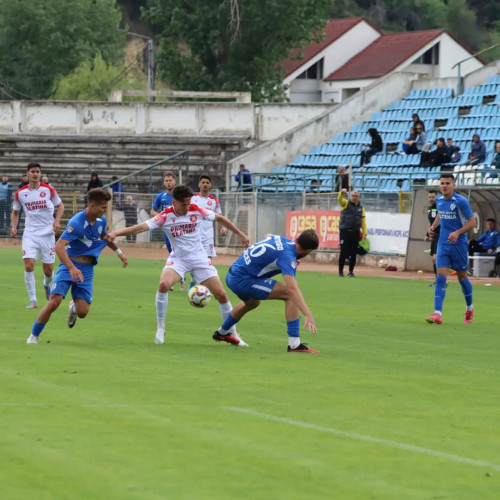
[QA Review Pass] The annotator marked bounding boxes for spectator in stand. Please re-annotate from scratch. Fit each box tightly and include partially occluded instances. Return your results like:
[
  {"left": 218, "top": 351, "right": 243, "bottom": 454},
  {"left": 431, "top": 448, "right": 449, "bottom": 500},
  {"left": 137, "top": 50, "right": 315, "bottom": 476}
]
[
  {"left": 235, "top": 164, "right": 252, "bottom": 191},
  {"left": 464, "top": 133, "right": 486, "bottom": 166},
  {"left": 0, "top": 175, "right": 12, "bottom": 235},
  {"left": 412, "top": 113, "right": 425, "bottom": 132},
  {"left": 421, "top": 138, "right": 450, "bottom": 167},
  {"left": 402, "top": 126, "right": 416, "bottom": 154},
  {"left": 488, "top": 142, "right": 500, "bottom": 178},
  {"left": 447, "top": 138, "right": 461, "bottom": 163},
  {"left": 123, "top": 195, "right": 138, "bottom": 242},
  {"left": 405, "top": 124, "right": 427, "bottom": 154},
  {"left": 468, "top": 218, "right": 500, "bottom": 256},
  {"left": 42, "top": 175, "right": 50, "bottom": 185},
  {"left": 335, "top": 166, "right": 350, "bottom": 192},
  {"left": 19, "top": 174, "right": 29, "bottom": 188},
  {"left": 110, "top": 176, "right": 124, "bottom": 209},
  {"left": 360, "top": 128, "right": 383, "bottom": 167},
  {"left": 87, "top": 172, "right": 103, "bottom": 192}
]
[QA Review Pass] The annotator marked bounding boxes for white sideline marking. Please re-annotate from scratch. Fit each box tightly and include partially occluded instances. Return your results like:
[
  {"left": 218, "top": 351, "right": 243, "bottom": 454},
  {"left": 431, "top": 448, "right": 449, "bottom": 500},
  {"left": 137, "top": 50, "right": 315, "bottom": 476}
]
[
  {"left": 220, "top": 406, "right": 500, "bottom": 472},
  {"left": 2, "top": 402, "right": 499, "bottom": 471}
]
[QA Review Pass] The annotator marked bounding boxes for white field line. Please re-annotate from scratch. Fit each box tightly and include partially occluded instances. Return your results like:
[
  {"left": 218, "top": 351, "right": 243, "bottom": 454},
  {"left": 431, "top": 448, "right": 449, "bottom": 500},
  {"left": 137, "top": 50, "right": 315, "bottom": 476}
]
[{"left": 2, "top": 402, "right": 499, "bottom": 471}]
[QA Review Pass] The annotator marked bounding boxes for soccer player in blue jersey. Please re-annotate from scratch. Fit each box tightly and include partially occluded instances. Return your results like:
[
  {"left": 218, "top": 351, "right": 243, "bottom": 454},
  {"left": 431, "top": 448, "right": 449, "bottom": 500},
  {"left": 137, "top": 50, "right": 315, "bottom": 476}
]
[
  {"left": 426, "top": 173, "right": 476, "bottom": 325},
  {"left": 212, "top": 229, "right": 320, "bottom": 352},
  {"left": 26, "top": 189, "right": 128, "bottom": 344}
]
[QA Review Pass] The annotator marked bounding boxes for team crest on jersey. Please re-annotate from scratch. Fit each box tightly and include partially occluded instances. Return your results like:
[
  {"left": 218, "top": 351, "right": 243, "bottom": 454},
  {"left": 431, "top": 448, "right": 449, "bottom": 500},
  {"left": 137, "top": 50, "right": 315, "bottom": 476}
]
[
  {"left": 67, "top": 226, "right": 74, "bottom": 233},
  {"left": 450, "top": 204, "right": 456, "bottom": 211},
  {"left": 207, "top": 200, "right": 212, "bottom": 206},
  {"left": 190, "top": 215, "right": 197, "bottom": 222},
  {"left": 40, "top": 191, "right": 46, "bottom": 198}
]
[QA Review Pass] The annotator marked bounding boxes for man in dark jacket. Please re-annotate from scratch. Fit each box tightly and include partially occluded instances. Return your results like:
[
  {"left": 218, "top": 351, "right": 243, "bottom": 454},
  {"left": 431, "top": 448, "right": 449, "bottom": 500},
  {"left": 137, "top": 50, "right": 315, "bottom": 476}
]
[
  {"left": 465, "top": 133, "right": 486, "bottom": 166},
  {"left": 337, "top": 189, "right": 367, "bottom": 277}
]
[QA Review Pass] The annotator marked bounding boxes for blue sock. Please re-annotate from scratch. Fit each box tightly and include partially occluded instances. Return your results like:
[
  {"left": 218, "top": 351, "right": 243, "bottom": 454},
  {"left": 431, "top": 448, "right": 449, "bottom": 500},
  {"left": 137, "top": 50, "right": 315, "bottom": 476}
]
[
  {"left": 287, "top": 318, "right": 300, "bottom": 338},
  {"left": 31, "top": 320, "right": 46, "bottom": 338},
  {"left": 221, "top": 313, "right": 239, "bottom": 332},
  {"left": 434, "top": 274, "right": 447, "bottom": 312},
  {"left": 459, "top": 278, "right": 473, "bottom": 307}
]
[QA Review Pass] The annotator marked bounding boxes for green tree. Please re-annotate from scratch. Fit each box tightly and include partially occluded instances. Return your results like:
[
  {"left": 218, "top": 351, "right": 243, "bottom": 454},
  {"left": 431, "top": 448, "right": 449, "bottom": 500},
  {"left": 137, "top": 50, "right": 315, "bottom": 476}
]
[
  {"left": 0, "top": 0, "right": 124, "bottom": 99},
  {"left": 144, "top": 0, "right": 331, "bottom": 102},
  {"left": 52, "top": 54, "right": 126, "bottom": 101}
]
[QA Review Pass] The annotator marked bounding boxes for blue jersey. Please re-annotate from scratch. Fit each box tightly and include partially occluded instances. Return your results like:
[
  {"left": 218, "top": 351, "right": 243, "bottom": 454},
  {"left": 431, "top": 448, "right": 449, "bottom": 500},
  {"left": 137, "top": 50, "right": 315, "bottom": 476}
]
[
  {"left": 60, "top": 210, "right": 109, "bottom": 265},
  {"left": 231, "top": 235, "right": 298, "bottom": 278},
  {"left": 152, "top": 191, "right": 173, "bottom": 212},
  {"left": 436, "top": 192, "right": 474, "bottom": 245}
]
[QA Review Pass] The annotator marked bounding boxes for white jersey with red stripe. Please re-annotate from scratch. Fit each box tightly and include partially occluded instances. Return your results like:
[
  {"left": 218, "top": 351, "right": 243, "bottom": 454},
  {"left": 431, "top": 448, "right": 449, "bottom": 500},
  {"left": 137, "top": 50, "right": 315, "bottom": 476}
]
[
  {"left": 13, "top": 183, "right": 62, "bottom": 237},
  {"left": 190, "top": 193, "right": 222, "bottom": 245},
  {"left": 145, "top": 204, "right": 216, "bottom": 257}
]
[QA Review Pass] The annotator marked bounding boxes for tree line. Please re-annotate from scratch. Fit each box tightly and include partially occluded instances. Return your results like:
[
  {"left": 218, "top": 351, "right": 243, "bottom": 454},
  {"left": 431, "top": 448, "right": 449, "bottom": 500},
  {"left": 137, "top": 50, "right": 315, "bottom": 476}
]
[{"left": 0, "top": 0, "right": 497, "bottom": 103}]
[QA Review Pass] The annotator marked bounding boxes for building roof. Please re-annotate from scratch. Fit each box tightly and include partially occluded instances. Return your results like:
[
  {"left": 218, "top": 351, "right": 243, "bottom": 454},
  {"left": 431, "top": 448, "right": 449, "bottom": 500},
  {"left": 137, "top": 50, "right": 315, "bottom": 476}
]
[
  {"left": 324, "top": 29, "right": 446, "bottom": 81},
  {"left": 281, "top": 17, "right": 378, "bottom": 78}
]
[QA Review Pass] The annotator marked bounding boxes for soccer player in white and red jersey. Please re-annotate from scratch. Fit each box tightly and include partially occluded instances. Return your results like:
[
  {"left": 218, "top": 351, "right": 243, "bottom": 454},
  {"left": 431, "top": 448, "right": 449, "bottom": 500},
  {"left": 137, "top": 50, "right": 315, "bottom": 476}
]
[
  {"left": 10, "top": 163, "right": 64, "bottom": 308},
  {"left": 108, "top": 184, "right": 250, "bottom": 346}
]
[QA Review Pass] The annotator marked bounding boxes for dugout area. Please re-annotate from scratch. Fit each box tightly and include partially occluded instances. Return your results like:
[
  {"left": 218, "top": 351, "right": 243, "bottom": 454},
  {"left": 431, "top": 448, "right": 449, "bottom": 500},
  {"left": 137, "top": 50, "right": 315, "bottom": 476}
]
[{"left": 405, "top": 187, "right": 500, "bottom": 272}]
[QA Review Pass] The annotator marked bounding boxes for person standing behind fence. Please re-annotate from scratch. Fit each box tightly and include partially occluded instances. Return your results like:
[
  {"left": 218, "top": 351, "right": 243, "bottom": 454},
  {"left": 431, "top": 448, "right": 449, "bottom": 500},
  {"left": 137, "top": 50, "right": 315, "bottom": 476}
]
[
  {"left": 335, "top": 166, "right": 350, "bottom": 192},
  {"left": 338, "top": 189, "right": 367, "bottom": 277},
  {"left": 235, "top": 164, "right": 252, "bottom": 191},
  {"left": 123, "top": 195, "right": 138, "bottom": 242},
  {"left": 0, "top": 175, "right": 12, "bottom": 236}
]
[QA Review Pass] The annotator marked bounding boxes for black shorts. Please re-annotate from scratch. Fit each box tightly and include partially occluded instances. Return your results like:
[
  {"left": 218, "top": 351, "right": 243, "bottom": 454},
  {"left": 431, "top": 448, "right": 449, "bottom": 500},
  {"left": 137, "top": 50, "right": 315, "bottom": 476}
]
[{"left": 430, "top": 238, "right": 438, "bottom": 256}]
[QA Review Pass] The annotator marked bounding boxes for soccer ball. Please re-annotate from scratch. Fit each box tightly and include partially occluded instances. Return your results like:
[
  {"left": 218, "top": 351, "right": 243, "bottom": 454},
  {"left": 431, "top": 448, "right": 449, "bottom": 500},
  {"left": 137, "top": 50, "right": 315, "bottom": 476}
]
[{"left": 187, "top": 284, "right": 212, "bottom": 308}]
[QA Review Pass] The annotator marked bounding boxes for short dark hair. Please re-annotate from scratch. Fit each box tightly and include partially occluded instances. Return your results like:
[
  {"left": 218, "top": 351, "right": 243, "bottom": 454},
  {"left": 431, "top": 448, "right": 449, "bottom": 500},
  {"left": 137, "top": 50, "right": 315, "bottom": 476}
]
[
  {"left": 437, "top": 137, "right": 445, "bottom": 144},
  {"left": 440, "top": 173, "right": 455, "bottom": 181},
  {"left": 428, "top": 190, "right": 438, "bottom": 195},
  {"left": 27, "top": 162, "right": 41, "bottom": 171},
  {"left": 172, "top": 184, "right": 193, "bottom": 201},
  {"left": 297, "top": 229, "right": 319, "bottom": 251},
  {"left": 88, "top": 188, "right": 112, "bottom": 204},
  {"left": 164, "top": 172, "right": 176, "bottom": 180},
  {"left": 486, "top": 218, "right": 496, "bottom": 224},
  {"left": 447, "top": 137, "right": 453, "bottom": 141},
  {"left": 199, "top": 175, "right": 211, "bottom": 183}
]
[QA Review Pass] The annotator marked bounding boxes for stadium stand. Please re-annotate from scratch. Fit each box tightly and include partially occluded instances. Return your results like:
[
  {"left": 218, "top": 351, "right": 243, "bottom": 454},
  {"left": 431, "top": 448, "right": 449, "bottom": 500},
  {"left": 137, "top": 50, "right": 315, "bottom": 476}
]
[{"left": 257, "top": 75, "right": 500, "bottom": 193}]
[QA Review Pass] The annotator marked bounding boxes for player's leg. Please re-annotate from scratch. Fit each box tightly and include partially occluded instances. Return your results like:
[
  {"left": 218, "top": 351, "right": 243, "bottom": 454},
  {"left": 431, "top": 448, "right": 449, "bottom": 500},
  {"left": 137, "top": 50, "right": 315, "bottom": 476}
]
[
  {"left": 39, "top": 234, "right": 56, "bottom": 300},
  {"left": 23, "top": 256, "right": 38, "bottom": 308},
  {"left": 201, "top": 274, "right": 249, "bottom": 347},
  {"left": 27, "top": 293, "right": 65, "bottom": 343},
  {"left": 155, "top": 265, "right": 182, "bottom": 344},
  {"left": 42, "top": 263, "right": 55, "bottom": 300},
  {"left": 454, "top": 242, "right": 474, "bottom": 323},
  {"left": 426, "top": 246, "right": 449, "bottom": 324}
]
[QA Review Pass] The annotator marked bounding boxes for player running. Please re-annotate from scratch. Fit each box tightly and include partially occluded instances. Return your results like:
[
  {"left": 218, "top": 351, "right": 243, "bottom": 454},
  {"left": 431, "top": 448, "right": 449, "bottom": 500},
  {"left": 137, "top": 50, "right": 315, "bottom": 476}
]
[
  {"left": 11, "top": 162, "right": 65, "bottom": 308},
  {"left": 212, "top": 230, "right": 320, "bottom": 353},
  {"left": 107, "top": 184, "right": 250, "bottom": 346},
  {"left": 26, "top": 189, "right": 128, "bottom": 344},
  {"left": 426, "top": 173, "right": 476, "bottom": 324}
]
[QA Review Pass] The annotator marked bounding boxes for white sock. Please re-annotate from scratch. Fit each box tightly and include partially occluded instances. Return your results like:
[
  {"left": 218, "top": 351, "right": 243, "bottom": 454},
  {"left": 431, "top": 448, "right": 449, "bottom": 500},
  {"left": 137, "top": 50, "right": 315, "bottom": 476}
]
[
  {"left": 156, "top": 291, "right": 168, "bottom": 330},
  {"left": 43, "top": 273, "right": 54, "bottom": 287},
  {"left": 289, "top": 337, "right": 301, "bottom": 349},
  {"left": 434, "top": 310, "right": 442, "bottom": 316},
  {"left": 466, "top": 305, "right": 473, "bottom": 311},
  {"left": 219, "top": 300, "right": 238, "bottom": 335},
  {"left": 24, "top": 271, "right": 36, "bottom": 302}
]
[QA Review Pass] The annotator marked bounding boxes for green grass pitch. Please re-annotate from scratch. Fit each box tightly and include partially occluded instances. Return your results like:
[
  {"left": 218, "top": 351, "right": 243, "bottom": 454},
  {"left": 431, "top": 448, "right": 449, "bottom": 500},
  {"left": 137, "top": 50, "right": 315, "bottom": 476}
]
[{"left": 1, "top": 247, "right": 499, "bottom": 499}]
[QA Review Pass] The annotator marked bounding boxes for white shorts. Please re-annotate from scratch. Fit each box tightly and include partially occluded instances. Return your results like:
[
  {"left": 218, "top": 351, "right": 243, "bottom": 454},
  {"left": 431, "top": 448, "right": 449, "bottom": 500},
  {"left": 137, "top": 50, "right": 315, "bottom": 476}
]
[
  {"left": 22, "top": 233, "right": 56, "bottom": 263},
  {"left": 203, "top": 241, "right": 216, "bottom": 258},
  {"left": 164, "top": 254, "right": 218, "bottom": 283}
]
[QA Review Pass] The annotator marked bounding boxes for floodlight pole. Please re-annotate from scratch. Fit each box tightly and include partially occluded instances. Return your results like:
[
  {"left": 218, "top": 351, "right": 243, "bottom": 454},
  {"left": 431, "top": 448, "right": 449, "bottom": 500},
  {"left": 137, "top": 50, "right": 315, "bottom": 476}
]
[{"left": 452, "top": 42, "right": 500, "bottom": 96}]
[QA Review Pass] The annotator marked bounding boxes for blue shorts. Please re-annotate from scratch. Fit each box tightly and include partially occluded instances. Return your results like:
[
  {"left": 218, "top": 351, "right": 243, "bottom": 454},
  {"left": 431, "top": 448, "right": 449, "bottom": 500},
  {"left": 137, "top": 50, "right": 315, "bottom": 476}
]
[
  {"left": 226, "top": 272, "right": 277, "bottom": 301},
  {"left": 436, "top": 241, "right": 469, "bottom": 271},
  {"left": 51, "top": 261, "right": 95, "bottom": 304}
]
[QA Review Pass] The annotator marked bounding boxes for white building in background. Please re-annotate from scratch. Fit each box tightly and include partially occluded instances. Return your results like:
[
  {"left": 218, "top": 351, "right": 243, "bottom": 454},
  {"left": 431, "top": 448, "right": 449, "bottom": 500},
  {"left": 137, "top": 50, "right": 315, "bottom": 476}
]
[{"left": 281, "top": 17, "right": 485, "bottom": 103}]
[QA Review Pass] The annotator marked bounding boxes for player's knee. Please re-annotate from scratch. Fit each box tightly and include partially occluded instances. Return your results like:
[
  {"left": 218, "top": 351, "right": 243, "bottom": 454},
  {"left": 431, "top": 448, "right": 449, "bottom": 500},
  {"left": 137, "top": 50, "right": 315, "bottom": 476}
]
[
  {"left": 158, "top": 282, "right": 170, "bottom": 293},
  {"left": 24, "top": 263, "right": 35, "bottom": 272},
  {"left": 213, "top": 288, "right": 228, "bottom": 302}
]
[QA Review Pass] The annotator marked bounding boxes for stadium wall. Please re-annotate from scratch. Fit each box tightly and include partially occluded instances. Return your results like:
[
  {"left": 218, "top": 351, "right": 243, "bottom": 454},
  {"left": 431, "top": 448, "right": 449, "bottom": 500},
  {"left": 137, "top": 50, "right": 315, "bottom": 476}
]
[{"left": 0, "top": 101, "right": 331, "bottom": 142}]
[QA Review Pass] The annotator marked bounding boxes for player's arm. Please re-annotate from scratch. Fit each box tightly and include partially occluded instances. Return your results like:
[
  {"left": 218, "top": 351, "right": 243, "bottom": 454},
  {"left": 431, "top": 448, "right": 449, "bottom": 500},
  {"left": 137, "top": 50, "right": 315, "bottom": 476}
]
[
  {"left": 448, "top": 216, "right": 476, "bottom": 244},
  {"left": 283, "top": 274, "right": 317, "bottom": 334},
  {"left": 150, "top": 194, "right": 161, "bottom": 217},
  {"left": 10, "top": 209, "right": 19, "bottom": 238},
  {"left": 104, "top": 239, "right": 128, "bottom": 268},
  {"left": 107, "top": 222, "right": 150, "bottom": 240},
  {"left": 150, "top": 208, "right": 160, "bottom": 217},
  {"left": 429, "top": 214, "right": 440, "bottom": 237},
  {"left": 214, "top": 213, "right": 249, "bottom": 247},
  {"left": 55, "top": 238, "right": 84, "bottom": 282},
  {"left": 53, "top": 201, "right": 65, "bottom": 234}
]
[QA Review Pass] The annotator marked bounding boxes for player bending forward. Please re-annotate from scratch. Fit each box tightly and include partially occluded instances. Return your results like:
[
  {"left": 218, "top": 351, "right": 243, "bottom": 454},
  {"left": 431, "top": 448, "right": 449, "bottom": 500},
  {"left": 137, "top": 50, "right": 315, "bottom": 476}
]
[
  {"left": 426, "top": 173, "right": 476, "bottom": 324},
  {"left": 213, "top": 230, "right": 320, "bottom": 353},
  {"left": 27, "top": 189, "right": 128, "bottom": 344},
  {"left": 107, "top": 184, "right": 250, "bottom": 346}
]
